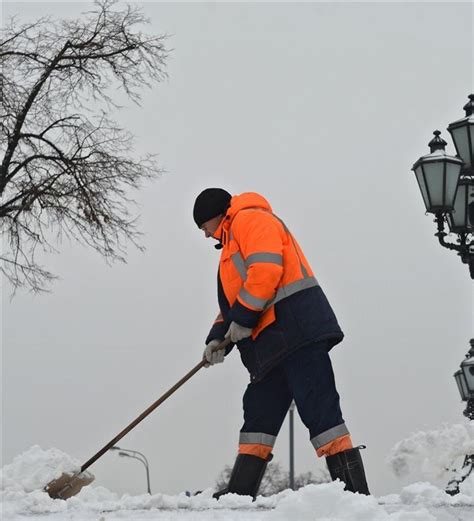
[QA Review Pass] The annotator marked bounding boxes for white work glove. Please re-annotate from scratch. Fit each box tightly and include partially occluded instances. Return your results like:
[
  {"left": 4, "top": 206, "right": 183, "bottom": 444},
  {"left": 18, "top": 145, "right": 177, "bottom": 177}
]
[
  {"left": 203, "top": 339, "right": 226, "bottom": 367},
  {"left": 225, "top": 321, "right": 253, "bottom": 343}
]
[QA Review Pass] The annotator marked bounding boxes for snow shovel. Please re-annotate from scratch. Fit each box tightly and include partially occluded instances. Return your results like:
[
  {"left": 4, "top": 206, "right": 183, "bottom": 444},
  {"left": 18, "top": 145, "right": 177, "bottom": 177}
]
[{"left": 44, "top": 337, "right": 231, "bottom": 500}]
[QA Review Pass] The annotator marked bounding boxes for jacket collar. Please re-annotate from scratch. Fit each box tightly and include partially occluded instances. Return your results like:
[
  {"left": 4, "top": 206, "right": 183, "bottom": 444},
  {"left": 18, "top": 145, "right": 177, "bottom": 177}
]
[{"left": 212, "top": 192, "right": 273, "bottom": 247}]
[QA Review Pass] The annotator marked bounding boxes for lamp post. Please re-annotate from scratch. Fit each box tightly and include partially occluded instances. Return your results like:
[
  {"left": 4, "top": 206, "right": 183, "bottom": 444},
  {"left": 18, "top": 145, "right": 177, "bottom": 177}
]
[
  {"left": 289, "top": 400, "right": 295, "bottom": 490},
  {"left": 411, "top": 94, "right": 474, "bottom": 278},
  {"left": 412, "top": 95, "right": 474, "bottom": 495},
  {"left": 446, "top": 339, "right": 474, "bottom": 495},
  {"left": 110, "top": 446, "right": 151, "bottom": 494}
]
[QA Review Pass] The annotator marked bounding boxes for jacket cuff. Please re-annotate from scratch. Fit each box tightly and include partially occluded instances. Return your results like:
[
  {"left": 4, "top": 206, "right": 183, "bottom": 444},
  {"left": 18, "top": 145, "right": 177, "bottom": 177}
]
[
  {"left": 206, "top": 321, "right": 228, "bottom": 345},
  {"left": 206, "top": 321, "right": 235, "bottom": 356},
  {"left": 229, "top": 299, "right": 261, "bottom": 329}
]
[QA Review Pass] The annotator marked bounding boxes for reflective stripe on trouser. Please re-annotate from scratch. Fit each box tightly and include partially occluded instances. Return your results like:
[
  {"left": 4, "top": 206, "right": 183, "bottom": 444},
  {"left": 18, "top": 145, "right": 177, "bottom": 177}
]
[
  {"left": 311, "top": 424, "right": 349, "bottom": 450},
  {"left": 311, "top": 425, "right": 353, "bottom": 457},
  {"left": 239, "top": 432, "right": 276, "bottom": 459},
  {"left": 240, "top": 341, "right": 347, "bottom": 459}
]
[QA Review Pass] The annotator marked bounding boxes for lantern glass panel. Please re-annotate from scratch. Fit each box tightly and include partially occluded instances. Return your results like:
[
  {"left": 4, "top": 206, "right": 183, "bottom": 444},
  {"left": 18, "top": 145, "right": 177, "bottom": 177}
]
[
  {"left": 450, "top": 125, "right": 471, "bottom": 167},
  {"left": 449, "top": 183, "right": 467, "bottom": 229},
  {"left": 414, "top": 166, "right": 430, "bottom": 210},
  {"left": 469, "top": 183, "right": 474, "bottom": 225},
  {"left": 423, "top": 162, "right": 444, "bottom": 207},
  {"left": 461, "top": 357, "right": 474, "bottom": 393},
  {"left": 454, "top": 369, "right": 469, "bottom": 400},
  {"left": 445, "top": 162, "right": 463, "bottom": 206},
  {"left": 448, "top": 182, "right": 474, "bottom": 232},
  {"left": 471, "top": 124, "right": 474, "bottom": 166}
]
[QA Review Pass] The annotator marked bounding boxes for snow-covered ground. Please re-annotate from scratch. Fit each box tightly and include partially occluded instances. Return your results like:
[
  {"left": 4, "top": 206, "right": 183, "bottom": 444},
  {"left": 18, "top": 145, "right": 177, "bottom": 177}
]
[
  {"left": 2, "top": 476, "right": 474, "bottom": 521},
  {"left": 2, "top": 423, "right": 474, "bottom": 521}
]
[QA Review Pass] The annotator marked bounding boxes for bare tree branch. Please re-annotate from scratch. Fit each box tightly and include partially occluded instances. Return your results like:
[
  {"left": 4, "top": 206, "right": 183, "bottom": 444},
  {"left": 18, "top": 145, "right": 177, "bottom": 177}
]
[{"left": 0, "top": 0, "right": 168, "bottom": 293}]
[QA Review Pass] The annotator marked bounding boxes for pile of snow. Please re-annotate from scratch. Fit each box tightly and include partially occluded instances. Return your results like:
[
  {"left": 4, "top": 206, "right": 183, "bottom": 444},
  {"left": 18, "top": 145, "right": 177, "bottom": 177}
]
[
  {"left": 273, "top": 481, "right": 404, "bottom": 520},
  {"left": 387, "top": 422, "right": 474, "bottom": 481},
  {"left": 1, "top": 445, "right": 82, "bottom": 493},
  {"left": 1, "top": 444, "right": 474, "bottom": 519},
  {"left": 0, "top": 445, "right": 86, "bottom": 517},
  {"left": 397, "top": 479, "right": 474, "bottom": 506}
]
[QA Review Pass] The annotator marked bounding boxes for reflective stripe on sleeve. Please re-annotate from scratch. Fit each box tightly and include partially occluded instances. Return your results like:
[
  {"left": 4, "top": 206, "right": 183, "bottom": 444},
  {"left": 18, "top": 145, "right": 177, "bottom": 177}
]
[
  {"left": 227, "top": 214, "right": 320, "bottom": 312},
  {"left": 245, "top": 252, "right": 283, "bottom": 267},
  {"left": 310, "top": 424, "right": 350, "bottom": 449},
  {"left": 239, "top": 432, "right": 277, "bottom": 447},
  {"left": 231, "top": 252, "right": 247, "bottom": 280},
  {"left": 234, "top": 271, "right": 319, "bottom": 312},
  {"left": 268, "top": 276, "right": 319, "bottom": 308},
  {"left": 238, "top": 287, "right": 268, "bottom": 310},
  {"left": 231, "top": 251, "right": 283, "bottom": 281}
]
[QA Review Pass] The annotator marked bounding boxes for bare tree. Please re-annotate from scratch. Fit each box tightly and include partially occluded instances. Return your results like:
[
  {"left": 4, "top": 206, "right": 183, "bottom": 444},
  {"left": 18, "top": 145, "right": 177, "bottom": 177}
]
[
  {"left": 215, "top": 461, "right": 330, "bottom": 496},
  {"left": 0, "top": 0, "right": 168, "bottom": 292}
]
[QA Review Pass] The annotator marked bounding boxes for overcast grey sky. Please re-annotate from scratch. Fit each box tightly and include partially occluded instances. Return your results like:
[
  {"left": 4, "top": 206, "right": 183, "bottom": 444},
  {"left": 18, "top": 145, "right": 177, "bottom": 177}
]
[{"left": 2, "top": 1, "right": 473, "bottom": 498}]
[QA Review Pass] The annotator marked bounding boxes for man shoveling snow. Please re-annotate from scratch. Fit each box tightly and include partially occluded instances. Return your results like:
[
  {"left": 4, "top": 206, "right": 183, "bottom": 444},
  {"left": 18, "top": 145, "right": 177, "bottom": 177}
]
[{"left": 193, "top": 189, "right": 370, "bottom": 498}]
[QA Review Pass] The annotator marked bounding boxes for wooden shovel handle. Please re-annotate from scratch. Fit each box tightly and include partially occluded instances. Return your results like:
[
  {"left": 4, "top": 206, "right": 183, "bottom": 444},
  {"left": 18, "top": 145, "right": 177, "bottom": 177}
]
[{"left": 80, "top": 337, "right": 232, "bottom": 473}]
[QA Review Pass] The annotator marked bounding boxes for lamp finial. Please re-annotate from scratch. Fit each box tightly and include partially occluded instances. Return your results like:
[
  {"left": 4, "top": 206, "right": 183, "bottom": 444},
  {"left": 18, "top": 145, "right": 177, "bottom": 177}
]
[
  {"left": 463, "top": 94, "right": 474, "bottom": 117},
  {"left": 428, "top": 130, "right": 447, "bottom": 153}
]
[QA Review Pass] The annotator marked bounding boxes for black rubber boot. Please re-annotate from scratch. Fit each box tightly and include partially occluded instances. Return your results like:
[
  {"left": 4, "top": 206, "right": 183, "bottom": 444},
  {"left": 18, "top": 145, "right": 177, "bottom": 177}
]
[
  {"left": 326, "top": 446, "right": 370, "bottom": 495},
  {"left": 213, "top": 453, "right": 272, "bottom": 500}
]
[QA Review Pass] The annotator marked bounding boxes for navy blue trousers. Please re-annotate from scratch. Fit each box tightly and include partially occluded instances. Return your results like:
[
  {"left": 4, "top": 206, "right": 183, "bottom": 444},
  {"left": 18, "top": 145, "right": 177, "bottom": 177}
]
[{"left": 240, "top": 341, "right": 348, "bottom": 453}]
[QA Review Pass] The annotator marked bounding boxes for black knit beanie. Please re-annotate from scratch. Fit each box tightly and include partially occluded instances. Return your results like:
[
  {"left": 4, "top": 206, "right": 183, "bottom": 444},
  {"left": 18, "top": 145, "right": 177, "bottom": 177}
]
[{"left": 193, "top": 188, "right": 232, "bottom": 227}]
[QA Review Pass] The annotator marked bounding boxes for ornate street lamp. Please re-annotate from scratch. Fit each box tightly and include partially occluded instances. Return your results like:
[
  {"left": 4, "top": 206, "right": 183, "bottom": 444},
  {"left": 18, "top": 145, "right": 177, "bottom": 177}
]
[
  {"left": 448, "top": 94, "right": 474, "bottom": 171},
  {"left": 412, "top": 131, "right": 464, "bottom": 214},
  {"left": 454, "top": 369, "right": 470, "bottom": 401},
  {"left": 446, "top": 339, "right": 474, "bottom": 495},
  {"left": 460, "top": 340, "right": 474, "bottom": 397},
  {"left": 411, "top": 95, "right": 474, "bottom": 278}
]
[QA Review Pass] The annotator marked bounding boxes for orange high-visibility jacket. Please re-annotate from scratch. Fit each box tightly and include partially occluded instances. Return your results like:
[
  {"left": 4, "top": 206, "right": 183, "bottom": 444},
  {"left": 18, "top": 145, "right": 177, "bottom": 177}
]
[{"left": 213, "top": 192, "right": 319, "bottom": 338}]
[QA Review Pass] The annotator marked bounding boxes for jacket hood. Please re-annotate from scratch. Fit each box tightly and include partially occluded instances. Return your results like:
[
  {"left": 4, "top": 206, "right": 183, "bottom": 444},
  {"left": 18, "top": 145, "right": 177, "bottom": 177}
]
[
  {"left": 213, "top": 192, "right": 273, "bottom": 241},
  {"left": 227, "top": 192, "right": 273, "bottom": 218}
]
